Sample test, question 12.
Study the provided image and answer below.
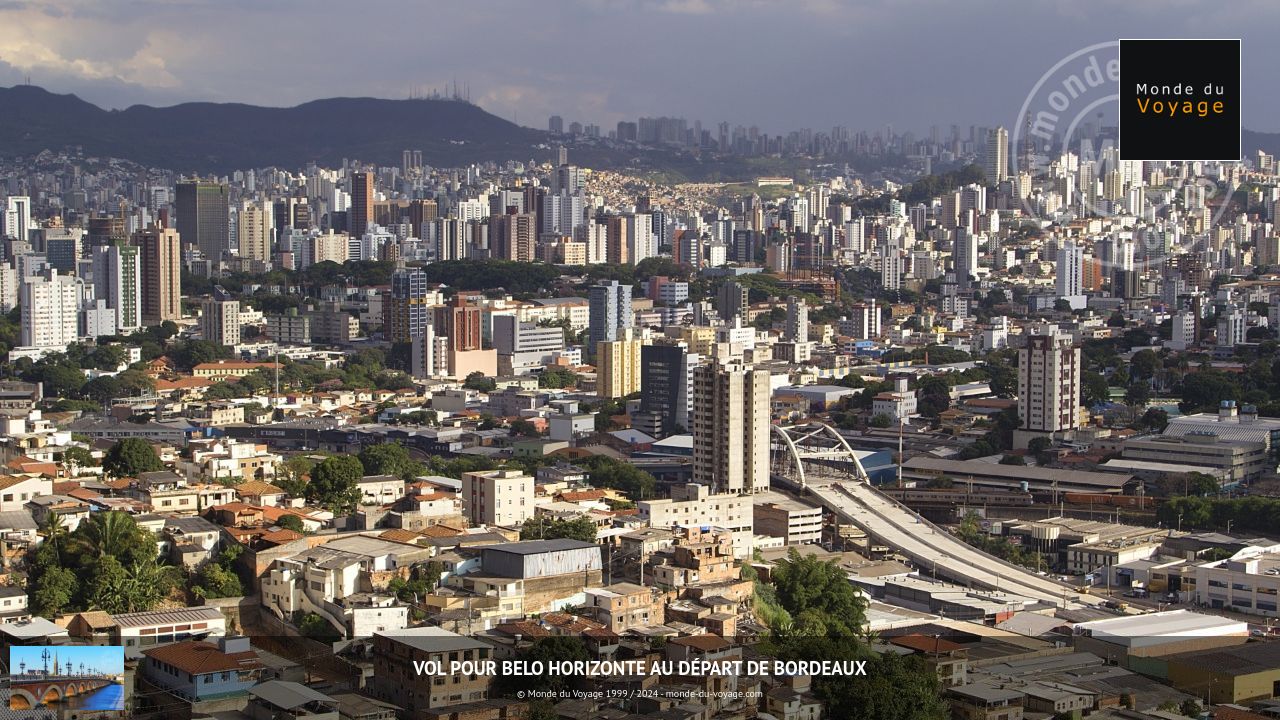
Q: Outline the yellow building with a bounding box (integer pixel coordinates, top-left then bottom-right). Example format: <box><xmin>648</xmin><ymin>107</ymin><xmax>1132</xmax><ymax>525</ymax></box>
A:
<box><xmin>597</xmin><ymin>329</ymin><xmax>642</xmax><ymax>398</ymax></box>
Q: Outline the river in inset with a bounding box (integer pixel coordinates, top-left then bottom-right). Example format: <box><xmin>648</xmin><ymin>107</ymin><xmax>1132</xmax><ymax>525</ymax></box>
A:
<box><xmin>64</xmin><ymin>683</ymin><xmax>124</xmax><ymax>711</ymax></box>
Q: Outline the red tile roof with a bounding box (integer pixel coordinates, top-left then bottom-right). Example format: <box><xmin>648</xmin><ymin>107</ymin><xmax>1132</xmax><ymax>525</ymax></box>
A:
<box><xmin>142</xmin><ymin>640</ymin><xmax>263</xmax><ymax>675</ymax></box>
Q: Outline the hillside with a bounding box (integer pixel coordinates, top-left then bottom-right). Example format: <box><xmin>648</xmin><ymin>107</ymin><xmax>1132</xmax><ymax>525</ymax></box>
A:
<box><xmin>0</xmin><ymin>85</ymin><xmax>553</xmax><ymax>172</ymax></box>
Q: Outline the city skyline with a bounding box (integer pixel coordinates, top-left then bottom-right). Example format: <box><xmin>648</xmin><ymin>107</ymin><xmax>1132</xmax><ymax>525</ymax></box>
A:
<box><xmin>1</xmin><ymin>1</ymin><xmax>1278</xmax><ymax>134</ymax></box>
<box><xmin>9</xmin><ymin>646</ymin><xmax>124</xmax><ymax>677</ymax></box>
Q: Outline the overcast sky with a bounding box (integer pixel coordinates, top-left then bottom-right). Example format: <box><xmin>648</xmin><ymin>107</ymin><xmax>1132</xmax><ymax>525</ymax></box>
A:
<box><xmin>1</xmin><ymin>0</ymin><xmax>1276</xmax><ymax>134</ymax></box>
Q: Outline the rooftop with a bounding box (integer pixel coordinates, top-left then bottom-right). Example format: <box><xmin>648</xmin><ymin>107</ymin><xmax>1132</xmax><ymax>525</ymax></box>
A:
<box><xmin>376</xmin><ymin>626</ymin><xmax>491</xmax><ymax>653</ymax></box>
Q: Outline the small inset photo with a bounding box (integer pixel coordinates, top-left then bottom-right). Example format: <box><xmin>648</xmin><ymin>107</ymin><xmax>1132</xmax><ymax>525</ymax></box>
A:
<box><xmin>7</xmin><ymin>646</ymin><xmax>125</xmax><ymax>712</ymax></box>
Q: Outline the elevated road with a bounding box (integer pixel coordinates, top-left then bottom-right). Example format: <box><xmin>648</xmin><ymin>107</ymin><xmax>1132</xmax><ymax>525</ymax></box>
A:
<box><xmin>808</xmin><ymin>479</ymin><xmax>1103</xmax><ymax>609</ymax></box>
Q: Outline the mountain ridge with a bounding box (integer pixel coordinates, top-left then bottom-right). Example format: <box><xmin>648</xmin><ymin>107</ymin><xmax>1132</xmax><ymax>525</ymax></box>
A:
<box><xmin>0</xmin><ymin>85</ymin><xmax>550</xmax><ymax>172</ymax></box>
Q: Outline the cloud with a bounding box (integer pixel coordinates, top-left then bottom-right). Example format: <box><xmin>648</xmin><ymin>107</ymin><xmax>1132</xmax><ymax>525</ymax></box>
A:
<box><xmin>0</xmin><ymin>0</ymin><xmax>1276</xmax><ymax>133</ymax></box>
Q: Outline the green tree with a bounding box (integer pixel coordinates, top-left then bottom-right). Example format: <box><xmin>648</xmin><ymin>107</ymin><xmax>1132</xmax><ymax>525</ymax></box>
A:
<box><xmin>277</xmin><ymin>514</ymin><xmax>306</xmax><ymax>533</ymax></box>
<box><xmin>538</xmin><ymin>367</ymin><xmax>579</xmax><ymax>389</ymax></box>
<box><xmin>275</xmin><ymin>456</ymin><xmax>316</xmax><ymax>497</ymax></box>
<box><xmin>1081</xmin><ymin>371</ymin><xmax>1111</xmax><ymax>408</ymax></box>
<box><xmin>771</xmin><ymin>548</ymin><xmax>868</xmax><ymax>636</ymax></box>
<box><xmin>30</xmin><ymin>564</ymin><xmax>77</xmax><ymax>617</ymax></box>
<box><xmin>297</xmin><ymin>612</ymin><xmax>340</xmax><ymax>642</ymax></box>
<box><xmin>80</xmin><ymin>375</ymin><xmax>122</xmax><ymax>404</ymax></box>
<box><xmin>510</xmin><ymin>419</ymin><xmax>541</xmax><ymax>437</ymax></box>
<box><xmin>102</xmin><ymin>438</ymin><xmax>165</xmax><ymax>478</ymax></box>
<box><xmin>519</xmin><ymin>515</ymin><xmax>598</xmax><ymax>543</ymax></box>
<box><xmin>62</xmin><ymin>446</ymin><xmax>96</xmax><ymax>475</ymax></box>
<box><xmin>999</xmin><ymin>454</ymin><xmax>1026</xmax><ymax>466</ymax></box>
<box><xmin>193</xmin><ymin>563</ymin><xmax>245</xmax><ymax>599</ymax></box>
<box><xmin>358</xmin><ymin>442</ymin><xmax>414</xmax><ymax>477</ymax></box>
<box><xmin>307</xmin><ymin>455</ymin><xmax>364</xmax><ymax>513</ymax></box>
<box><xmin>463</xmin><ymin>371</ymin><xmax>497</xmax><ymax>392</ymax></box>
<box><xmin>72</xmin><ymin>510</ymin><xmax>155</xmax><ymax>565</ymax></box>
<box><xmin>1124</xmin><ymin>382</ymin><xmax>1152</xmax><ymax>407</ymax></box>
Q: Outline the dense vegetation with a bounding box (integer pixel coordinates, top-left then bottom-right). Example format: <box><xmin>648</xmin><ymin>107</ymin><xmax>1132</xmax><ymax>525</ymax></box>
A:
<box><xmin>28</xmin><ymin>511</ymin><xmax>181</xmax><ymax>616</ymax></box>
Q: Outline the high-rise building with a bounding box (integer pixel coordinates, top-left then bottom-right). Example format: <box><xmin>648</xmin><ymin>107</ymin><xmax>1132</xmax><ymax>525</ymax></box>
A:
<box><xmin>605</xmin><ymin>216</ymin><xmax>629</xmax><ymax>265</ymax></box>
<box><xmin>841</xmin><ymin>300</ymin><xmax>880</xmax><ymax>339</ymax></box>
<box><xmin>434</xmin><ymin>296</ymin><xmax>483</xmax><ymax>352</ymax></box>
<box><xmin>1218</xmin><ymin>308</ymin><xmax>1247</xmax><ymax>348</ymax></box>
<box><xmin>597</xmin><ymin>328</ymin><xmax>643</xmax><ymax>399</ymax></box>
<box><xmin>237</xmin><ymin>201</ymin><xmax>273</xmax><ymax>264</ymax></box>
<box><xmin>783</xmin><ymin>296</ymin><xmax>809</xmax><ymax>342</ymax></box>
<box><xmin>693</xmin><ymin>361</ymin><xmax>770</xmax><ymax>494</ymax></box>
<box><xmin>19</xmin><ymin>270</ymin><xmax>80</xmax><ymax>348</ymax></box>
<box><xmin>175</xmin><ymin>181</ymin><xmax>230</xmax><ymax>262</ymax></box>
<box><xmin>134</xmin><ymin>225</ymin><xmax>182</xmax><ymax>326</ymax></box>
<box><xmin>350</xmin><ymin>172</ymin><xmax>374</xmax><ymax>237</ymax></box>
<box><xmin>200</xmin><ymin>286</ymin><xmax>240</xmax><ymax>347</ymax></box>
<box><xmin>461</xmin><ymin>469</ymin><xmax>533</xmax><ymax>527</ymax></box>
<box><xmin>588</xmin><ymin>281</ymin><xmax>632</xmax><ymax>348</ymax></box>
<box><xmin>954</xmin><ymin>227</ymin><xmax>978</xmax><ymax>287</ymax></box>
<box><xmin>1056</xmin><ymin>241</ymin><xmax>1085</xmax><ymax>300</ymax></box>
<box><xmin>715</xmin><ymin>281</ymin><xmax>748</xmax><ymax>323</ymax></box>
<box><xmin>548</xmin><ymin>115</ymin><xmax>564</xmax><ymax>134</ymax></box>
<box><xmin>627</xmin><ymin>213</ymin><xmax>655</xmax><ymax>265</ymax></box>
<box><xmin>635</xmin><ymin>343</ymin><xmax>700</xmax><ymax>438</ymax></box>
<box><xmin>4</xmin><ymin>196</ymin><xmax>32</xmax><ymax>242</ymax></box>
<box><xmin>92</xmin><ymin>244</ymin><xmax>142</xmax><ymax>332</ymax></box>
<box><xmin>984</xmin><ymin>126</ymin><xmax>1009</xmax><ymax>184</ymax></box>
<box><xmin>1017</xmin><ymin>327</ymin><xmax>1082</xmax><ymax>441</ymax></box>
<box><xmin>490</xmin><ymin>211</ymin><xmax>537</xmax><ymax>262</ymax></box>
<box><xmin>386</xmin><ymin>268</ymin><xmax>432</xmax><ymax>343</ymax></box>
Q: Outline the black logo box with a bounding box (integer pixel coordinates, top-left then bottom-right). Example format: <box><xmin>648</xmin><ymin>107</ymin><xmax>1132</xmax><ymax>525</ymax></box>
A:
<box><xmin>1119</xmin><ymin>38</ymin><xmax>1241</xmax><ymax>161</ymax></box>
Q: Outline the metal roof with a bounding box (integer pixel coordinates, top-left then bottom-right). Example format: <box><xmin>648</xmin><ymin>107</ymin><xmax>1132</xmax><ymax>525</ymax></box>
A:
<box><xmin>249</xmin><ymin>680</ymin><xmax>337</xmax><ymax>709</ymax></box>
<box><xmin>479</xmin><ymin>538</ymin><xmax>596</xmax><ymax>555</ymax></box>
<box><xmin>375</xmin><ymin>626</ymin><xmax>491</xmax><ymax>653</ymax></box>
<box><xmin>110</xmin><ymin>606</ymin><xmax>225</xmax><ymax>629</ymax></box>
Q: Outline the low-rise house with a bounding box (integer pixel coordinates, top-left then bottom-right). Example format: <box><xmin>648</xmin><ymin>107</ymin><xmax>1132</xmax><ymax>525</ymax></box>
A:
<box><xmin>0</xmin><ymin>585</ymin><xmax>30</xmax><ymax>621</ymax></box>
<box><xmin>236</xmin><ymin>480</ymin><xmax>287</xmax><ymax>506</ymax></box>
<box><xmin>0</xmin><ymin>476</ymin><xmax>53</xmax><ymax>512</ymax></box>
<box><xmin>140</xmin><ymin>636</ymin><xmax>265</xmax><ymax>703</ymax></box>
<box><xmin>357</xmin><ymin>475</ymin><xmax>406</xmax><ymax>506</ymax></box>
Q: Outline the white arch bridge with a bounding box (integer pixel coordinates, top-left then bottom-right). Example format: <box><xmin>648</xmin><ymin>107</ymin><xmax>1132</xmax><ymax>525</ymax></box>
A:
<box><xmin>769</xmin><ymin>422</ymin><xmax>1097</xmax><ymax>608</ymax></box>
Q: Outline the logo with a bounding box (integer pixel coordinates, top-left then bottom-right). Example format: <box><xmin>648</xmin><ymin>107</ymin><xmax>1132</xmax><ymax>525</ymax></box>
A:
<box><xmin>1119</xmin><ymin>39</ymin><xmax>1241</xmax><ymax>161</ymax></box>
<box><xmin>1011</xmin><ymin>41</ymin><xmax>1238</xmax><ymax>273</ymax></box>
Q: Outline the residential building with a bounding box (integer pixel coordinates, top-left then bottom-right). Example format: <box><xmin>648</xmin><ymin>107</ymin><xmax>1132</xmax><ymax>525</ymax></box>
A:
<box><xmin>1016</xmin><ymin>326</ymin><xmax>1081</xmax><ymax>446</ymax></box>
<box><xmin>462</xmin><ymin>469</ymin><xmax>533</xmax><ymax>527</ymax></box>
<box><xmin>200</xmin><ymin>286</ymin><xmax>241</xmax><ymax>347</ymax></box>
<box><xmin>19</xmin><ymin>270</ymin><xmax>79</xmax><ymax>348</ymax></box>
<box><xmin>141</xmin><ymin>636</ymin><xmax>264</xmax><ymax>702</ymax></box>
<box><xmin>368</xmin><ymin>628</ymin><xmax>493</xmax><ymax>712</ymax></box>
<box><xmin>753</xmin><ymin>496</ymin><xmax>823</xmax><ymax>545</ymax></box>
<box><xmin>871</xmin><ymin>375</ymin><xmax>918</xmax><ymax>422</ymax></box>
<box><xmin>693</xmin><ymin>361</ymin><xmax>770</xmax><ymax>495</ymax></box>
<box><xmin>639</xmin><ymin>484</ymin><xmax>753</xmax><ymax>558</ymax></box>
<box><xmin>135</xmin><ymin>224</ymin><xmax>182</xmax><ymax>326</ymax></box>
<box><xmin>597</xmin><ymin>327</ymin><xmax>643</xmax><ymax>398</ymax></box>
<box><xmin>588</xmin><ymin>280</ymin><xmax>632</xmax><ymax>347</ymax></box>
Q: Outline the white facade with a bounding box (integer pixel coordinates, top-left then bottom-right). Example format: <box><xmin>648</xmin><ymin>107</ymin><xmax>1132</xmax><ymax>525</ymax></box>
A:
<box><xmin>461</xmin><ymin>469</ymin><xmax>533</xmax><ymax>527</ymax></box>
<box><xmin>1017</xmin><ymin>327</ymin><xmax>1082</xmax><ymax>435</ymax></box>
<box><xmin>19</xmin><ymin>270</ymin><xmax>80</xmax><ymax>348</ymax></box>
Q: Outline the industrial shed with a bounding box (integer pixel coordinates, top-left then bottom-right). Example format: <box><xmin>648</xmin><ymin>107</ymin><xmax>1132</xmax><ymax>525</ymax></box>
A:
<box><xmin>480</xmin><ymin>538</ymin><xmax>602</xmax><ymax>579</ymax></box>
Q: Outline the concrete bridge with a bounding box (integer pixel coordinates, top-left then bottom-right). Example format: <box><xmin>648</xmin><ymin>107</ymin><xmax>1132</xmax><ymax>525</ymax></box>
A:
<box><xmin>8</xmin><ymin>675</ymin><xmax>117</xmax><ymax>710</ymax></box>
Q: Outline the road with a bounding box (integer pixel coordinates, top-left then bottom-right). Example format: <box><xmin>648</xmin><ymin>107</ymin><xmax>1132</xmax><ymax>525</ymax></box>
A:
<box><xmin>808</xmin><ymin>480</ymin><xmax>1104</xmax><ymax>609</ymax></box>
